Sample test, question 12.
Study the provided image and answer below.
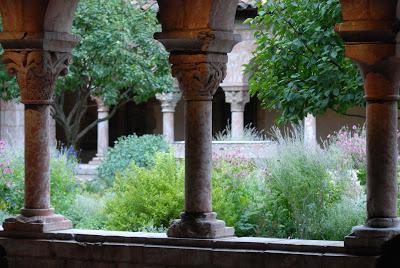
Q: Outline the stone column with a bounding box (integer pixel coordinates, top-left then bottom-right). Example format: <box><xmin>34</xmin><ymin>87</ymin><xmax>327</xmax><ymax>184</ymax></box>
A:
<box><xmin>155</xmin><ymin>0</ymin><xmax>240</xmax><ymax>239</ymax></box>
<box><xmin>167</xmin><ymin>54</ymin><xmax>234</xmax><ymax>238</ymax></box>
<box><xmin>89</xmin><ymin>96</ymin><xmax>109</xmax><ymax>164</ymax></box>
<box><xmin>336</xmin><ymin>0</ymin><xmax>400</xmax><ymax>254</ymax></box>
<box><xmin>1</xmin><ymin>50</ymin><xmax>75</xmax><ymax>232</ymax></box>
<box><xmin>0</xmin><ymin>0</ymin><xmax>79</xmax><ymax>232</ymax></box>
<box><xmin>304</xmin><ymin>114</ymin><xmax>317</xmax><ymax>148</ymax></box>
<box><xmin>155</xmin><ymin>90</ymin><xmax>181</xmax><ymax>143</ymax></box>
<box><xmin>222</xmin><ymin>85</ymin><xmax>250</xmax><ymax>140</ymax></box>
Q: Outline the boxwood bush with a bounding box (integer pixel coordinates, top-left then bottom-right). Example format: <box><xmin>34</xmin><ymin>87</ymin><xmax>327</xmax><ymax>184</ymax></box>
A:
<box><xmin>97</xmin><ymin>134</ymin><xmax>169</xmax><ymax>188</ymax></box>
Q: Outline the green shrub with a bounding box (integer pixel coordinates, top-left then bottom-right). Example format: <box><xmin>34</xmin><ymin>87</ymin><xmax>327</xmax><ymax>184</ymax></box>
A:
<box><xmin>97</xmin><ymin>134</ymin><xmax>169</xmax><ymax>188</ymax></box>
<box><xmin>212</xmin><ymin>159</ymin><xmax>260</xmax><ymax>236</ymax></box>
<box><xmin>105</xmin><ymin>152</ymin><xmax>184</xmax><ymax>231</ymax></box>
<box><xmin>0</xmin><ymin>141</ymin><xmax>80</xmax><ymax>217</ymax></box>
<box><xmin>65</xmin><ymin>193</ymin><xmax>109</xmax><ymax>230</ymax></box>
<box><xmin>250</xmin><ymin>127</ymin><xmax>365</xmax><ymax>239</ymax></box>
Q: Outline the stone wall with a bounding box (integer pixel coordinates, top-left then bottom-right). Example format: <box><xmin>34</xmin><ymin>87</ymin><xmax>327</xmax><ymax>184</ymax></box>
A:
<box><xmin>0</xmin><ymin>100</ymin><xmax>24</xmax><ymax>147</ymax></box>
<box><xmin>173</xmin><ymin>141</ymin><xmax>273</xmax><ymax>159</ymax></box>
<box><xmin>0</xmin><ymin>230</ymin><xmax>378</xmax><ymax>268</ymax></box>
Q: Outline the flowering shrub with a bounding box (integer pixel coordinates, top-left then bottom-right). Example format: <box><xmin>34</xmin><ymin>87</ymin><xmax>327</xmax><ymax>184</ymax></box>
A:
<box><xmin>0</xmin><ymin>140</ymin><xmax>80</xmax><ymax>221</ymax></box>
<box><xmin>0</xmin><ymin>140</ymin><xmax>23</xmax><ymax>215</ymax></box>
<box><xmin>327</xmin><ymin>125</ymin><xmax>366</xmax><ymax>168</ymax></box>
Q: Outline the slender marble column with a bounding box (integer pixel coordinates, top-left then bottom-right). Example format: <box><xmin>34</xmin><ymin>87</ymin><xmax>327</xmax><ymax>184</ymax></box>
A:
<box><xmin>156</xmin><ymin>91</ymin><xmax>181</xmax><ymax>143</ymax></box>
<box><xmin>89</xmin><ymin>96</ymin><xmax>109</xmax><ymax>164</ymax></box>
<box><xmin>304</xmin><ymin>114</ymin><xmax>317</xmax><ymax>148</ymax></box>
<box><xmin>223</xmin><ymin>87</ymin><xmax>250</xmax><ymax>140</ymax></box>
<box><xmin>166</xmin><ymin>54</ymin><xmax>234</xmax><ymax>238</ymax></box>
<box><xmin>2</xmin><ymin>50</ymin><xmax>74</xmax><ymax>232</ymax></box>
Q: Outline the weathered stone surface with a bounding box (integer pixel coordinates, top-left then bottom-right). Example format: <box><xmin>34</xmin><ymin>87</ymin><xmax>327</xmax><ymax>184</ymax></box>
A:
<box><xmin>0</xmin><ymin>100</ymin><xmax>24</xmax><ymax>147</ymax></box>
<box><xmin>0</xmin><ymin>1</ymin><xmax>78</xmax><ymax>232</ymax></box>
<box><xmin>0</xmin><ymin>232</ymin><xmax>380</xmax><ymax>268</ymax></box>
<box><xmin>336</xmin><ymin>0</ymin><xmax>400</xmax><ymax>254</ymax></box>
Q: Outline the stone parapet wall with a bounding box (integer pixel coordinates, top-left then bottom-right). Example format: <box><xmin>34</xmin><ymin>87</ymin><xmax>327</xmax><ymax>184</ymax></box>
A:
<box><xmin>0</xmin><ymin>230</ymin><xmax>378</xmax><ymax>268</ymax></box>
<box><xmin>173</xmin><ymin>141</ymin><xmax>274</xmax><ymax>159</ymax></box>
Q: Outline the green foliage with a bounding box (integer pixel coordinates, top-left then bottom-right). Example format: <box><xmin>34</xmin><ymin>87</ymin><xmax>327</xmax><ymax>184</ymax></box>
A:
<box><xmin>49</xmin><ymin>150</ymin><xmax>81</xmax><ymax>215</ymax></box>
<box><xmin>0</xmin><ymin>22</ymin><xmax>19</xmax><ymax>101</ymax></box>
<box><xmin>65</xmin><ymin>193</ymin><xmax>109</xmax><ymax>230</ymax></box>
<box><xmin>97</xmin><ymin>134</ymin><xmax>169</xmax><ymax>188</ymax></box>
<box><xmin>212</xmin><ymin>160</ymin><xmax>260</xmax><ymax>236</ymax></box>
<box><xmin>249</xmin><ymin>127</ymin><xmax>365</xmax><ymax>239</ymax></box>
<box><xmin>0</xmin><ymin>141</ymin><xmax>80</xmax><ymax>218</ymax></box>
<box><xmin>101</xmin><ymin>129</ymin><xmax>365</xmax><ymax>240</ymax></box>
<box><xmin>213</xmin><ymin>123</ymin><xmax>267</xmax><ymax>141</ymax></box>
<box><xmin>247</xmin><ymin>0</ymin><xmax>363</xmax><ymax>123</ymax></box>
<box><xmin>57</xmin><ymin>0</ymin><xmax>173</xmax><ymax>105</ymax></box>
<box><xmin>105</xmin><ymin>152</ymin><xmax>184</xmax><ymax>231</ymax></box>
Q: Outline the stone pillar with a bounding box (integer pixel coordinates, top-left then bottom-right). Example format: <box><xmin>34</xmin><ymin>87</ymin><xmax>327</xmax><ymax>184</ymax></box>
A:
<box><xmin>0</xmin><ymin>0</ymin><xmax>79</xmax><ymax>232</ymax></box>
<box><xmin>336</xmin><ymin>0</ymin><xmax>400</xmax><ymax>254</ymax></box>
<box><xmin>222</xmin><ymin>85</ymin><xmax>250</xmax><ymax>140</ymax></box>
<box><xmin>155</xmin><ymin>0</ymin><xmax>240</xmax><ymax>239</ymax></box>
<box><xmin>89</xmin><ymin>96</ymin><xmax>109</xmax><ymax>164</ymax></box>
<box><xmin>155</xmin><ymin>90</ymin><xmax>181</xmax><ymax>143</ymax></box>
<box><xmin>0</xmin><ymin>100</ymin><xmax>24</xmax><ymax>148</ymax></box>
<box><xmin>1</xmin><ymin>50</ymin><xmax>75</xmax><ymax>232</ymax></box>
<box><xmin>304</xmin><ymin>114</ymin><xmax>317</xmax><ymax>148</ymax></box>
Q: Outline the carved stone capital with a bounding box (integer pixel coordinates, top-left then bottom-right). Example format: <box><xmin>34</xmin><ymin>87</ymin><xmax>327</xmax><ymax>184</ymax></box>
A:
<box><xmin>223</xmin><ymin>88</ymin><xmax>250</xmax><ymax>112</ymax></box>
<box><xmin>156</xmin><ymin>90</ymin><xmax>181</xmax><ymax>113</ymax></box>
<box><xmin>171</xmin><ymin>54</ymin><xmax>227</xmax><ymax>101</ymax></box>
<box><xmin>91</xmin><ymin>95</ymin><xmax>109</xmax><ymax>112</ymax></box>
<box><xmin>2</xmin><ymin>49</ymin><xmax>72</xmax><ymax>105</ymax></box>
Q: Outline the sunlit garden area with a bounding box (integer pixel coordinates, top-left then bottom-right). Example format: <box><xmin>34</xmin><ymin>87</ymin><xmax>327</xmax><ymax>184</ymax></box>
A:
<box><xmin>0</xmin><ymin>0</ymin><xmax>397</xmax><ymax>243</ymax></box>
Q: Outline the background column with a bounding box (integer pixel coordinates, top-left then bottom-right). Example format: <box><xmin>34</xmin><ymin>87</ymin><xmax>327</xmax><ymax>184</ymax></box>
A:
<box><xmin>304</xmin><ymin>114</ymin><xmax>317</xmax><ymax>148</ymax></box>
<box><xmin>156</xmin><ymin>90</ymin><xmax>181</xmax><ymax>143</ymax></box>
<box><xmin>222</xmin><ymin>85</ymin><xmax>250</xmax><ymax>140</ymax></box>
<box><xmin>89</xmin><ymin>96</ymin><xmax>109</xmax><ymax>164</ymax></box>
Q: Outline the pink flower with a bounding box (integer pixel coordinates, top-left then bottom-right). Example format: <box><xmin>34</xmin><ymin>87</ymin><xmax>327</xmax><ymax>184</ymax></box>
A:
<box><xmin>3</xmin><ymin>168</ymin><xmax>12</xmax><ymax>175</ymax></box>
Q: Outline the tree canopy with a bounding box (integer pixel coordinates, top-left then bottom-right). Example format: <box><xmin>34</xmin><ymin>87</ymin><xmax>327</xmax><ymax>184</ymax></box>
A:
<box><xmin>51</xmin><ymin>0</ymin><xmax>173</xmax><ymax>147</ymax></box>
<box><xmin>247</xmin><ymin>0</ymin><xmax>364</xmax><ymax>123</ymax></box>
<box><xmin>56</xmin><ymin>0</ymin><xmax>172</xmax><ymax>105</ymax></box>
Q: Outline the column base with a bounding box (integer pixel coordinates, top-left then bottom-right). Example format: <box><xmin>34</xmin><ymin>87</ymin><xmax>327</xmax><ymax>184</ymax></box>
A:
<box><xmin>167</xmin><ymin>212</ymin><xmax>235</xmax><ymax>239</ymax></box>
<box><xmin>345</xmin><ymin>221</ymin><xmax>400</xmax><ymax>255</ymax></box>
<box><xmin>3</xmin><ymin>211</ymin><xmax>72</xmax><ymax>233</ymax></box>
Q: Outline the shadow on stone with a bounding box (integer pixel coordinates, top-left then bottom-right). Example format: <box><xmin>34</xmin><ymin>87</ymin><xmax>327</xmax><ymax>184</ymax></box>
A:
<box><xmin>0</xmin><ymin>245</ymin><xmax>8</xmax><ymax>268</ymax></box>
<box><xmin>376</xmin><ymin>234</ymin><xmax>400</xmax><ymax>268</ymax></box>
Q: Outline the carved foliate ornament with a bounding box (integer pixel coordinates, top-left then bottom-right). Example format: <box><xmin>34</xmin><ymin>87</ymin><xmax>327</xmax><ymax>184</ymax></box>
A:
<box><xmin>172</xmin><ymin>60</ymin><xmax>227</xmax><ymax>101</ymax></box>
<box><xmin>224</xmin><ymin>90</ymin><xmax>250</xmax><ymax>112</ymax></box>
<box><xmin>3</xmin><ymin>49</ymin><xmax>72</xmax><ymax>105</ymax></box>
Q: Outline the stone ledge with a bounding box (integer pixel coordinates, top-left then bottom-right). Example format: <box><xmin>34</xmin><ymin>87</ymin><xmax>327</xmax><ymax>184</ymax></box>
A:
<box><xmin>0</xmin><ymin>230</ymin><xmax>377</xmax><ymax>268</ymax></box>
<box><xmin>0</xmin><ymin>229</ymin><xmax>344</xmax><ymax>254</ymax></box>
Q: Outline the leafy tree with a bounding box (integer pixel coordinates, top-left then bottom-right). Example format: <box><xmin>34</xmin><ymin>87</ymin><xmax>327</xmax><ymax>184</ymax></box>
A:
<box><xmin>246</xmin><ymin>0</ymin><xmax>364</xmax><ymax>123</ymax></box>
<box><xmin>0</xmin><ymin>22</ymin><xmax>19</xmax><ymax>101</ymax></box>
<box><xmin>53</xmin><ymin>0</ymin><xmax>173</xmax><ymax>147</ymax></box>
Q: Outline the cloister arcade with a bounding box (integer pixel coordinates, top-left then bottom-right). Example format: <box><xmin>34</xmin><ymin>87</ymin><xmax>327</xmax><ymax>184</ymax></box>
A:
<box><xmin>0</xmin><ymin>0</ymin><xmax>398</xmax><ymax>267</ymax></box>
